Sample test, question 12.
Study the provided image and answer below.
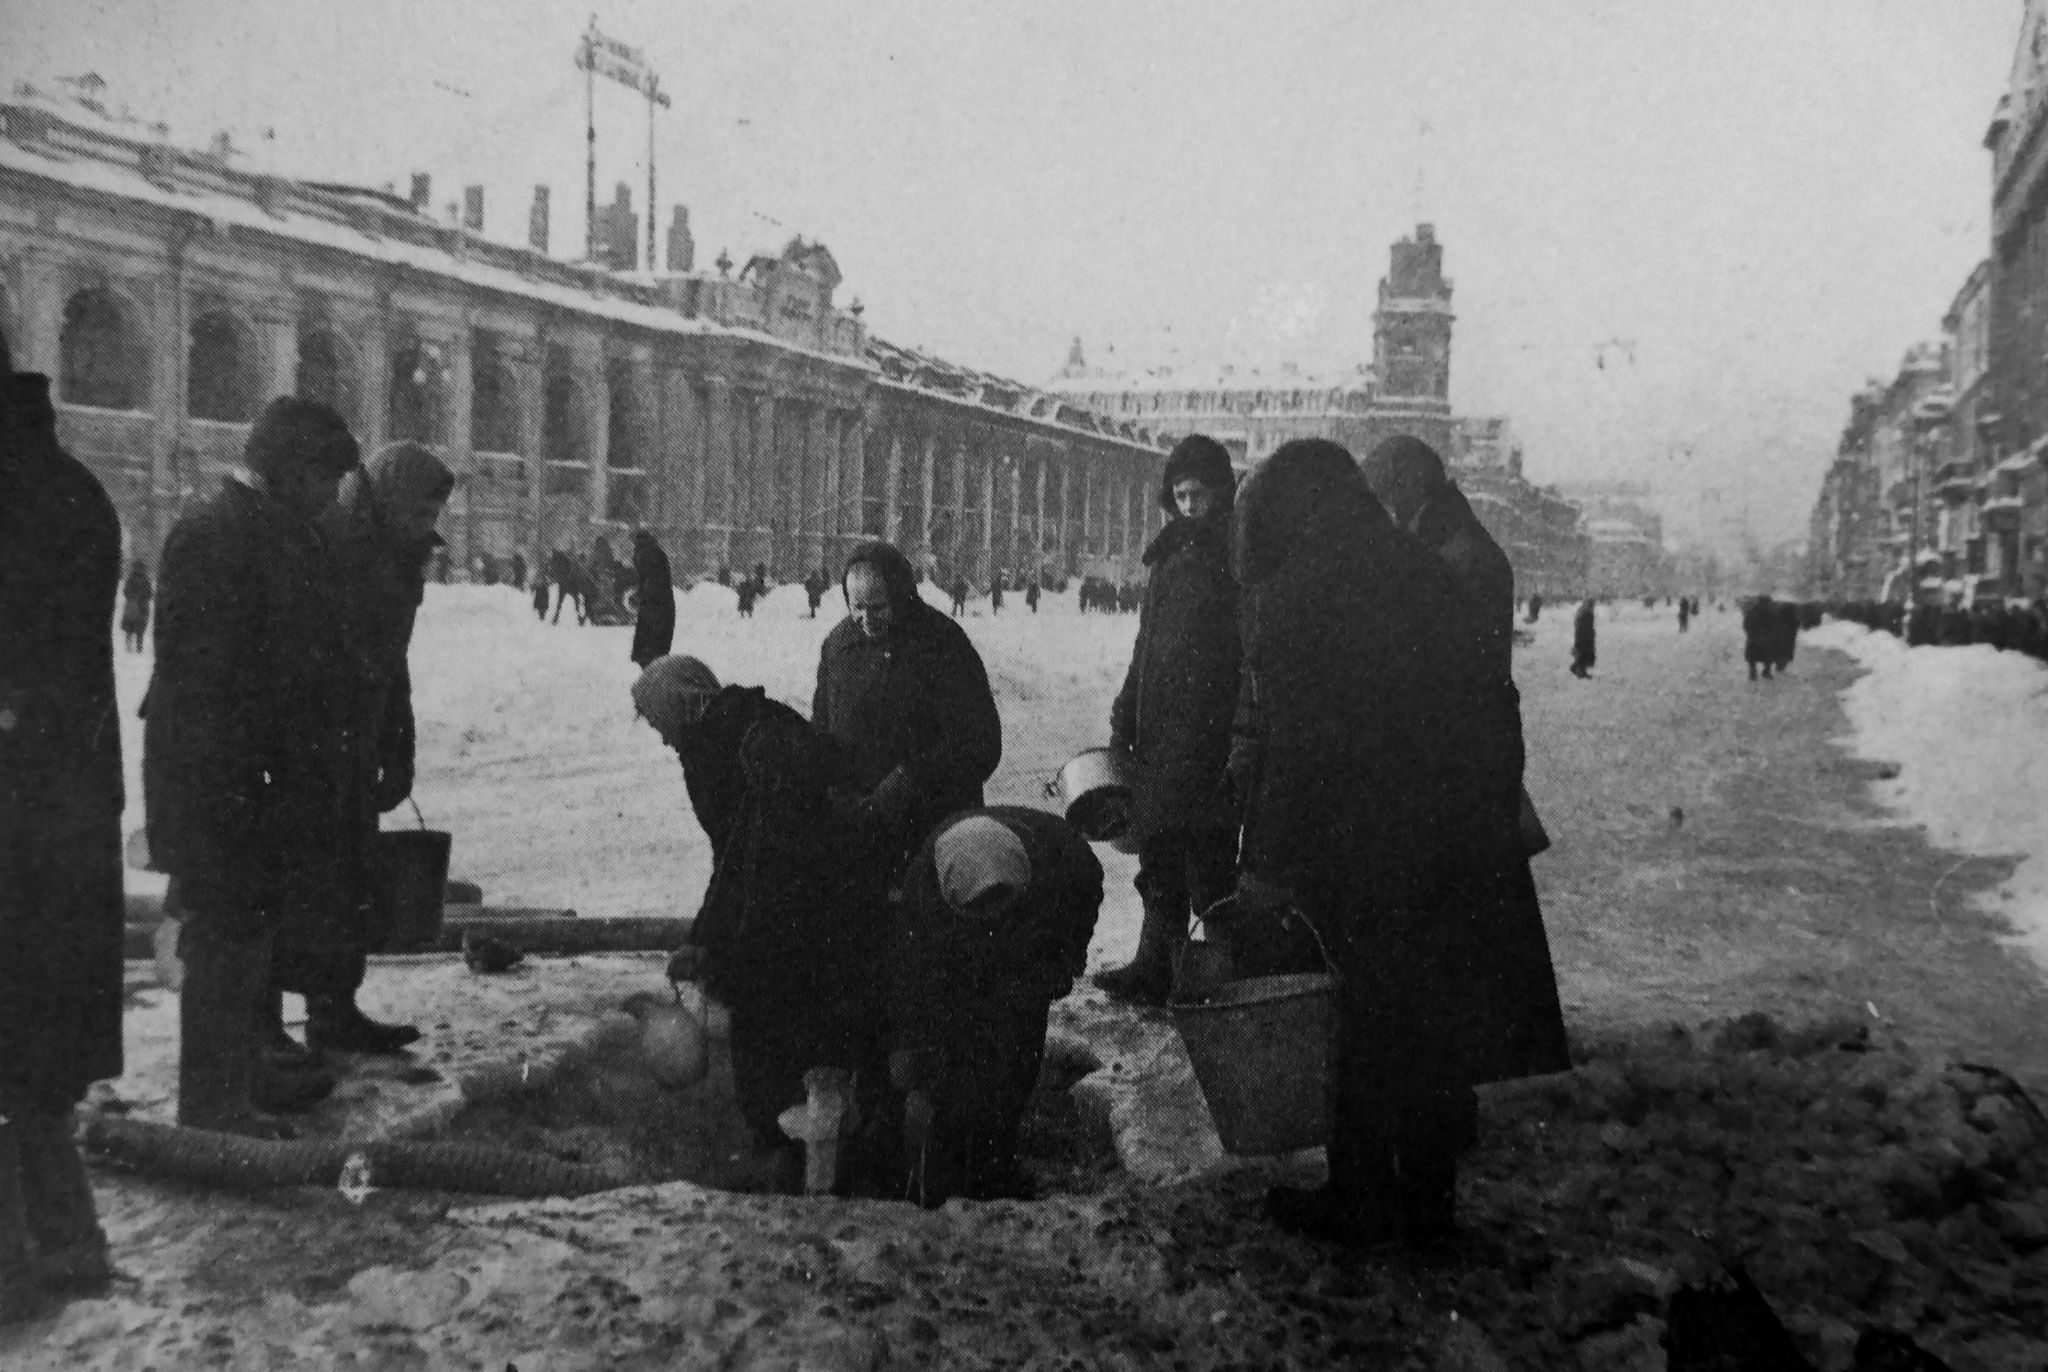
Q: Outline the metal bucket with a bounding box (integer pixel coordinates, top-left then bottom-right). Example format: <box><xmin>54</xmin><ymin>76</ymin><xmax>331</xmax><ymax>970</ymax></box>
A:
<box><xmin>379</xmin><ymin>828</ymin><xmax>453</xmax><ymax>952</ymax></box>
<box><xmin>1172</xmin><ymin>971</ymin><xmax>1335</xmax><ymax>1155</ymax></box>
<box><xmin>1047</xmin><ymin>746</ymin><xmax>1138</xmax><ymax>844</ymax></box>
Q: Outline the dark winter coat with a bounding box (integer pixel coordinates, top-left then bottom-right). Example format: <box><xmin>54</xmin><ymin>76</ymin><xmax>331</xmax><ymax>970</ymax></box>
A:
<box><xmin>1572</xmin><ymin>600</ymin><xmax>1597</xmax><ymax>669</ymax></box>
<box><xmin>268</xmin><ymin>469</ymin><xmax>433</xmax><ymax>989</ymax></box>
<box><xmin>120</xmin><ymin>563</ymin><xmax>153</xmax><ymax>637</ymax></box>
<box><xmin>814</xmin><ymin>542</ymin><xmax>1002</xmax><ymax>865</ymax></box>
<box><xmin>1111</xmin><ymin>507</ymin><xmax>1240</xmax><ymax>839</ymax></box>
<box><xmin>674</xmin><ymin>686</ymin><xmax>814</xmax><ymax>876</ymax></box>
<box><xmin>890</xmin><ymin>806</ymin><xmax>1102</xmax><ymax>1204</ymax></box>
<box><xmin>631</xmin><ymin>535</ymin><xmax>676</xmax><ymax>667</ymax></box>
<box><xmin>1233</xmin><ymin>440</ymin><xmax>1515</xmax><ymax>1146</ymax></box>
<box><xmin>0</xmin><ymin>374</ymin><xmax>126</xmax><ymax>1110</ymax></box>
<box><xmin>1408</xmin><ymin>482</ymin><xmax>1569</xmax><ymax>1084</ymax></box>
<box><xmin>143</xmin><ymin>475</ymin><xmax>360</xmax><ymax>943</ymax></box>
<box><xmin>1742</xmin><ymin>596</ymin><xmax>1775</xmax><ymax>666</ymax></box>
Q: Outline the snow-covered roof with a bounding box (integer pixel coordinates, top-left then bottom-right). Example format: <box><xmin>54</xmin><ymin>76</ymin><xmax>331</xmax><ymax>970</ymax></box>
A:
<box><xmin>1047</xmin><ymin>362</ymin><xmax>1374</xmax><ymax>396</ymax></box>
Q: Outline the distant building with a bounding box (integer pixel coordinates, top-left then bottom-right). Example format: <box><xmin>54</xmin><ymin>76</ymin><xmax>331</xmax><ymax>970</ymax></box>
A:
<box><xmin>1554</xmin><ymin>480</ymin><xmax>1674</xmax><ymax>599</ymax></box>
<box><xmin>0</xmin><ymin>85</ymin><xmax>1164</xmax><ymax>583</ymax></box>
<box><xmin>1052</xmin><ymin>224</ymin><xmax>1591</xmax><ymax>596</ymax></box>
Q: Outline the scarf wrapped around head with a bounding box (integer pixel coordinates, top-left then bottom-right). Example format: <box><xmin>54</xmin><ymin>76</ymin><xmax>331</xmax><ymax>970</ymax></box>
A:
<box><xmin>933</xmin><ymin>816</ymin><xmax>1031</xmax><ymax>916</ymax></box>
<box><xmin>1230</xmin><ymin>438</ymin><xmax>1390</xmax><ymax>588</ymax></box>
<box><xmin>632</xmin><ymin>655</ymin><xmax>721</xmax><ymax>738</ymax></box>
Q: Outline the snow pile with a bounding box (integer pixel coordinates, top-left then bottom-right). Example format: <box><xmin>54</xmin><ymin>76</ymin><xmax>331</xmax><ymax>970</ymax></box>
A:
<box><xmin>1807</xmin><ymin>621</ymin><xmax>2048</xmax><ymax>973</ymax></box>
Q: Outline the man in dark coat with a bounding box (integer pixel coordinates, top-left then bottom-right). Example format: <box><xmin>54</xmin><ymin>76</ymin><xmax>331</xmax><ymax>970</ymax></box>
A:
<box><xmin>1</xmin><ymin>347</ymin><xmax>126</xmax><ymax>1318</ymax></box>
<box><xmin>120</xmin><ymin>558</ymin><xmax>153</xmax><ymax>652</ymax></box>
<box><xmin>1233</xmin><ymin>439</ymin><xmax>1515</xmax><ymax>1249</ymax></box>
<box><xmin>630</xmin><ymin>528</ymin><xmax>676</xmax><ymax>667</ymax></box>
<box><xmin>270</xmin><ymin>441</ymin><xmax>452</xmax><ymax>1060</ymax></box>
<box><xmin>949</xmin><ymin>574</ymin><xmax>969</xmax><ymax>617</ymax></box>
<box><xmin>891</xmin><ymin>808</ymin><xmax>1102</xmax><ymax>1206</ymax></box>
<box><xmin>1024</xmin><ymin>579</ymin><xmax>1040</xmax><ymax>613</ymax></box>
<box><xmin>1096</xmin><ymin>434</ymin><xmax>1241</xmax><ymax>1005</ymax></box>
<box><xmin>1570</xmin><ymin>598</ymin><xmax>1597</xmax><ymax>678</ymax></box>
<box><xmin>815</xmin><ymin>541</ymin><xmax>1003</xmax><ymax>885</ymax></box>
<box><xmin>1742</xmin><ymin>595</ymin><xmax>1776</xmax><ymax>680</ymax></box>
<box><xmin>1363</xmin><ymin>437</ymin><xmax>1570</xmax><ymax>1092</ymax></box>
<box><xmin>144</xmin><ymin>397</ymin><xmax>362</xmax><ymax>1136</ymax></box>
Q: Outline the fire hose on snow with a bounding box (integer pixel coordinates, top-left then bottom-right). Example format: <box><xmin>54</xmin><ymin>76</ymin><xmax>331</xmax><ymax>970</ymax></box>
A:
<box><xmin>78</xmin><ymin>1113</ymin><xmax>631</xmax><ymax>1198</ymax></box>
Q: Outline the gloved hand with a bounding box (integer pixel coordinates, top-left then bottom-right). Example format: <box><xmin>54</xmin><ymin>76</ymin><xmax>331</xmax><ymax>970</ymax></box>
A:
<box><xmin>666</xmin><ymin>943</ymin><xmax>705</xmax><ymax>984</ymax></box>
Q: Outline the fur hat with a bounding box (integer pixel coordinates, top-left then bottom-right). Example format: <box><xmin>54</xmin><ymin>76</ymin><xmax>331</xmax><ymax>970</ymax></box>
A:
<box><xmin>244</xmin><ymin>396</ymin><xmax>359</xmax><ymax>477</ymax></box>
<box><xmin>1158</xmin><ymin>434</ymin><xmax>1237</xmax><ymax>514</ymax></box>
<box><xmin>632</xmin><ymin>655</ymin><xmax>721</xmax><ymax>737</ymax></box>
<box><xmin>933</xmin><ymin>815</ymin><xmax>1031</xmax><ymax>916</ymax></box>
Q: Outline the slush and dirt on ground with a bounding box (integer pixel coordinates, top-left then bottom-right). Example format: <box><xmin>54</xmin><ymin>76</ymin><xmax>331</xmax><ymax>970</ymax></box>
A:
<box><xmin>11</xmin><ymin>590</ymin><xmax>2048</xmax><ymax>1369</ymax></box>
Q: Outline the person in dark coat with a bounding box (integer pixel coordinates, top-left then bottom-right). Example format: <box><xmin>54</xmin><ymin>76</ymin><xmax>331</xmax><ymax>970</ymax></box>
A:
<box><xmin>1095</xmin><ymin>434</ymin><xmax>1241</xmax><ymax>1006</ymax></box>
<box><xmin>1362</xmin><ymin>437</ymin><xmax>1570</xmax><ymax>1093</ymax></box>
<box><xmin>630</xmin><ymin>529</ymin><xmax>676</xmax><ymax>667</ymax></box>
<box><xmin>1772</xmin><ymin>598</ymin><xmax>1800</xmax><ymax>672</ymax></box>
<box><xmin>1525</xmin><ymin>591</ymin><xmax>1543</xmax><ymax>624</ymax></box>
<box><xmin>1570</xmin><ymin>598</ymin><xmax>1597</xmax><ymax>678</ymax></box>
<box><xmin>144</xmin><ymin>396</ymin><xmax>362</xmax><ymax>1137</ymax></box>
<box><xmin>804</xmin><ymin>569</ymin><xmax>827</xmax><ymax>619</ymax></box>
<box><xmin>509</xmin><ymin>550</ymin><xmax>527</xmax><ymax>591</ymax></box>
<box><xmin>270</xmin><ymin>441</ymin><xmax>452</xmax><ymax>1060</ymax></box>
<box><xmin>815</xmin><ymin>541</ymin><xmax>1004</xmax><ymax>885</ymax></box>
<box><xmin>949</xmin><ymin>574</ymin><xmax>969</xmax><ymax>617</ymax></box>
<box><xmin>735</xmin><ymin>577</ymin><xmax>758</xmax><ymax>618</ymax></box>
<box><xmin>120</xmin><ymin>558</ymin><xmax>153</xmax><ymax>652</ymax></box>
<box><xmin>990</xmin><ymin>571</ymin><xmax>1005</xmax><ymax>615</ymax></box>
<box><xmin>1024</xmin><ymin>579</ymin><xmax>1040</xmax><ymax>613</ymax></box>
<box><xmin>890</xmin><ymin>808</ymin><xmax>1102</xmax><ymax>1206</ymax></box>
<box><xmin>1677</xmin><ymin>597</ymin><xmax>1690</xmax><ymax>633</ymax></box>
<box><xmin>1233</xmin><ymin>438</ymin><xmax>1515</xmax><ymax>1249</ymax></box>
<box><xmin>531</xmin><ymin>575</ymin><xmax>550</xmax><ymax>621</ymax></box>
<box><xmin>1</xmin><ymin>348</ymin><xmax>126</xmax><ymax>1319</ymax></box>
<box><xmin>1742</xmin><ymin>595</ymin><xmax>1776</xmax><ymax>680</ymax></box>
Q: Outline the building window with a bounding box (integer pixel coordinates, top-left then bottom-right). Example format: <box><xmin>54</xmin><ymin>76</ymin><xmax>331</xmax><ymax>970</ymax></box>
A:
<box><xmin>543</xmin><ymin>373</ymin><xmax>588</xmax><ymax>496</ymax></box>
<box><xmin>296</xmin><ymin>327</ymin><xmax>358</xmax><ymax>431</ymax></box>
<box><xmin>187</xmin><ymin>310</ymin><xmax>257</xmax><ymax>423</ymax></box>
<box><xmin>472</xmin><ymin>354</ymin><xmax>520</xmax><ymax>453</ymax></box>
<box><xmin>60</xmin><ymin>287</ymin><xmax>148</xmax><ymax>411</ymax></box>
<box><xmin>388</xmin><ymin>339</ymin><xmax>447</xmax><ymax>446</ymax></box>
<box><xmin>606</xmin><ymin>360</ymin><xmax>640</xmax><ymax>470</ymax></box>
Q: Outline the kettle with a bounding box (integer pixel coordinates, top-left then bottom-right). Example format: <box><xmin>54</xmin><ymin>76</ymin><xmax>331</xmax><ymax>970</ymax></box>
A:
<box><xmin>621</xmin><ymin>988</ymin><xmax>709</xmax><ymax>1089</ymax></box>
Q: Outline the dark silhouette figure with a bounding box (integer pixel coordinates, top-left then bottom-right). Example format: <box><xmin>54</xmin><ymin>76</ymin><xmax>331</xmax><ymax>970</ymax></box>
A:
<box><xmin>1570</xmin><ymin>599</ymin><xmax>1596</xmax><ymax>678</ymax></box>
<box><xmin>120</xmin><ymin>558</ymin><xmax>153</xmax><ymax>652</ymax></box>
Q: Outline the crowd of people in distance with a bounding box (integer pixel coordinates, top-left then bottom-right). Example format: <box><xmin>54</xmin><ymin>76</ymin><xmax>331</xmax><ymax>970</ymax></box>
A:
<box><xmin>1829</xmin><ymin>594</ymin><xmax>2048</xmax><ymax>659</ymax></box>
<box><xmin>1077</xmin><ymin>576</ymin><xmax>1140</xmax><ymax>613</ymax></box>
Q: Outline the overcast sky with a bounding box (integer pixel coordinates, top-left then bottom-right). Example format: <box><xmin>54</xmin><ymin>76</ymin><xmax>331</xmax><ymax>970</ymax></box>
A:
<box><xmin>2</xmin><ymin>0</ymin><xmax>2021</xmax><ymax>549</ymax></box>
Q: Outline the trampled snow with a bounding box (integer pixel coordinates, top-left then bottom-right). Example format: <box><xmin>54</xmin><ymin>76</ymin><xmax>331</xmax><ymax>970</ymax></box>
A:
<box><xmin>1807</xmin><ymin>619</ymin><xmax>2048</xmax><ymax>972</ymax></box>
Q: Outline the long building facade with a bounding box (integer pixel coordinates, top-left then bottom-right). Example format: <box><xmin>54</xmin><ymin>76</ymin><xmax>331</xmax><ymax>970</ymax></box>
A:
<box><xmin>1049</xmin><ymin>224</ymin><xmax>1594</xmax><ymax>597</ymax></box>
<box><xmin>0</xmin><ymin>90</ymin><xmax>1168</xmax><ymax>588</ymax></box>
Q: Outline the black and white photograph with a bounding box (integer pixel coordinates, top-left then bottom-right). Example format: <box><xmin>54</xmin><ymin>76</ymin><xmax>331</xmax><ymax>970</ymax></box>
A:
<box><xmin>4</xmin><ymin>1</ymin><xmax>2048</xmax><ymax>1366</ymax></box>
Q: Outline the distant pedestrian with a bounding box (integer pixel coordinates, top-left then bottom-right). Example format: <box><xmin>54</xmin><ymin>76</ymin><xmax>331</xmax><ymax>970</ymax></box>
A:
<box><xmin>509</xmin><ymin>551</ymin><xmax>527</xmax><ymax>591</ymax></box>
<box><xmin>1742</xmin><ymin>596</ymin><xmax>1776</xmax><ymax>680</ymax></box>
<box><xmin>804</xmin><ymin>569</ymin><xmax>827</xmax><ymax>619</ymax></box>
<box><xmin>1677</xmin><ymin>598</ymin><xmax>1690</xmax><ymax>634</ymax></box>
<box><xmin>120</xmin><ymin>558</ymin><xmax>153</xmax><ymax>652</ymax></box>
<box><xmin>630</xmin><ymin>529</ymin><xmax>676</xmax><ymax>668</ymax></box>
<box><xmin>1570</xmin><ymin>599</ymin><xmax>1596</xmax><ymax>678</ymax></box>
<box><xmin>736</xmin><ymin>578</ymin><xmax>758</xmax><ymax>618</ymax></box>
<box><xmin>1024</xmin><ymin>579</ymin><xmax>1040</xmax><ymax>613</ymax></box>
<box><xmin>990</xmin><ymin>571</ymin><xmax>1005</xmax><ymax>615</ymax></box>
<box><xmin>1525</xmin><ymin>591</ymin><xmax>1543</xmax><ymax>624</ymax></box>
<box><xmin>531</xmin><ymin>577</ymin><xmax>550</xmax><ymax>621</ymax></box>
<box><xmin>949</xmin><ymin>575</ymin><xmax>969</xmax><ymax>617</ymax></box>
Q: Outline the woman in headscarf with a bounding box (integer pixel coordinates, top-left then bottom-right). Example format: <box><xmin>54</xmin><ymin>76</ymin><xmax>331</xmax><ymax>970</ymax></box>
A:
<box><xmin>1233</xmin><ymin>438</ymin><xmax>1512</xmax><ymax>1249</ymax></box>
<box><xmin>1096</xmin><ymin>434</ymin><xmax>1242</xmax><ymax>1005</ymax></box>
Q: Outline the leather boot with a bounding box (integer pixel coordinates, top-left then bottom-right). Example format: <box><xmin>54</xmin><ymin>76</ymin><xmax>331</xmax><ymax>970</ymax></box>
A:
<box><xmin>17</xmin><ymin>1112</ymin><xmax>112</xmax><ymax>1296</ymax></box>
<box><xmin>305</xmin><ymin>993</ymin><xmax>421</xmax><ymax>1057</ymax></box>
<box><xmin>1092</xmin><ymin>896</ymin><xmax>1186</xmax><ymax>1007</ymax></box>
<box><xmin>177</xmin><ymin>930</ymin><xmax>300</xmax><ymax>1138</ymax></box>
<box><xmin>0</xmin><ymin>1116</ymin><xmax>51</xmax><ymax>1326</ymax></box>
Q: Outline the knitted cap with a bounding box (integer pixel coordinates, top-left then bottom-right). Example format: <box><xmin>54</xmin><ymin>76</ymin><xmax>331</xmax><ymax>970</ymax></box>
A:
<box><xmin>933</xmin><ymin>816</ymin><xmax>1031</xmax><ymax>917</ymax></box>
<box><xmin>632</xmin><ymin>655</ymin><xmax>721</xmax><ymax>737</ymax></box>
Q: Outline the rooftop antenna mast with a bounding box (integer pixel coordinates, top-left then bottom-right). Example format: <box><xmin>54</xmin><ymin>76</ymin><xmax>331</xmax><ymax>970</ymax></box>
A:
<box><xmin>575</xmin><ymin>16</ymin><xmax>670</xmax><ymax>268</ymax></box>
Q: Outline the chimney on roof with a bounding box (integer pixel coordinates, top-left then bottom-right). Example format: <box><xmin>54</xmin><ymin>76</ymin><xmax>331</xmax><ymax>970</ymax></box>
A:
<box><xmin>596</xmin><ymin>181</ymin><xmax>637</xmax><ymax>270</ymax></box>
<box><xmin>529</xmin><ymin>185</ymin><xmax>550</xmax><ymax>253</ymax></box>
<box><xmin>462</xmin><ymin>184</ymin><xmax>484</xmax><ymax>232</ymax></box>
<box><xmin>666</xmin><ymin>205</ymin><xmax>694</xmax><ymax>273</ymax></box>
<box><xmin>409</xmin><ymin>172</ymin><xmax>431</xmax><ymax>213</ymax></box>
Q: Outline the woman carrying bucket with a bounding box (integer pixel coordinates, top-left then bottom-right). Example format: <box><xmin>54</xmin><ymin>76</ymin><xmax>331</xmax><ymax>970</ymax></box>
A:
<box><xmin>1230</xmin><ymin>438</ymin><xmax>1516</xmax><ymax>1250</ymax></box>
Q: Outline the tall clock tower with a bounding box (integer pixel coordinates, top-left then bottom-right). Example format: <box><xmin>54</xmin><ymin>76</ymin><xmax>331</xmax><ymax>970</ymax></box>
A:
<box><xmin>1367</xmin><ymin>224</ymin><xmax>1456</xmax><ymax>455</ymax></box>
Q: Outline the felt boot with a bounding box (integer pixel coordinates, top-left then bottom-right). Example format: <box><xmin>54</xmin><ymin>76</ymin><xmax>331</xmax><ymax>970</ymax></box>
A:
<box><xmin>1092</xmin><ymin>896</ymin><xmax>1185</xmax><ymax>1007</ymax></box>
<box><xmin>177</xmin><ymin>932</ymin><xmax>300</xmax><ymax>1138</ymax></box>
<box><xmin>17</xmin><ymin>1112</ymin><xmax>112</xmax><ymax>1296</ymax></box>
<box><xmin>305</xmin><ymin>993</ymin><xmax>420</xmax><ymax>1057</ymax></box>
<box><xmin>0</xmin><ymin>1116</ymin><xmax>51</xmax><ymax>1326</ymax></box>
